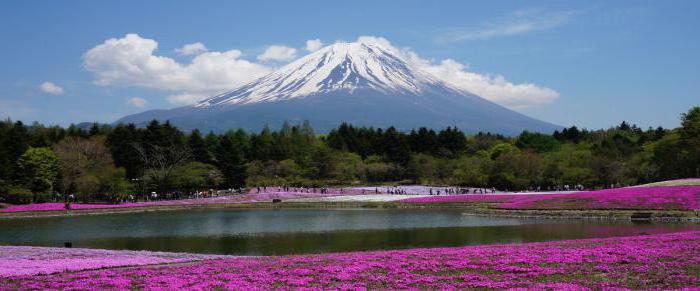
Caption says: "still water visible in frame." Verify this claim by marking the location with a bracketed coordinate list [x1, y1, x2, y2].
[0, 208, 695, 255]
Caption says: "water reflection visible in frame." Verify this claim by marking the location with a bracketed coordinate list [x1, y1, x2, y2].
[0, 208, 696, 255]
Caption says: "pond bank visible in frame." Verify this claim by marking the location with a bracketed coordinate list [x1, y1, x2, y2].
[1, 201, 698, 221]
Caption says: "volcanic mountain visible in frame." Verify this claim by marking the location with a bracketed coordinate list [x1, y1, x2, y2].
[117, 42, 561, 134]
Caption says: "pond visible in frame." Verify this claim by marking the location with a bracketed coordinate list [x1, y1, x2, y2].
[0, 208, 696, 255]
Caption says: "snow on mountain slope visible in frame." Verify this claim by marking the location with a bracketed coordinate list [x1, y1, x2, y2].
[194, 42, 463, 108]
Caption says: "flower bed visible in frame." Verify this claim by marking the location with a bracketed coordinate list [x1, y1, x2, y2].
[402, 186, 700, 210]
[497, 186, 699, 210]
[2, 231, 698, 289]
[0, 189, 365, 213]
[0, 246, 228, 277]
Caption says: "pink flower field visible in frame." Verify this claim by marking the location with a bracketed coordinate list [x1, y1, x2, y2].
[0, 246, 229, 277]
[0, 189, 364, 213]
[403, 186, 700, 210]
[1, 231, 698, 289]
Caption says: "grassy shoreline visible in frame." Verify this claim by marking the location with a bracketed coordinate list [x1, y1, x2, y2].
[1, 201, 698, 221]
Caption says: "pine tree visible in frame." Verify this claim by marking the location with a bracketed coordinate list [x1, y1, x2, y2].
[188, 129, 211, 164]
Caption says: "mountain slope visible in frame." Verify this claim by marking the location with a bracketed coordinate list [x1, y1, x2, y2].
[117, 42, 561, 135]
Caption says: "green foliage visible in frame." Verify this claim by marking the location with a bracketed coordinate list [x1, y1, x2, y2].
[3, 186, 34, 204]
[16, 147, 59, 195]
[216, 130, 248, 188]
[516, 131, 560, 153]
[489, 143, 520, 160]
[99, 168, 132, 202]
[172, 162, 223, 192]
[451, 155, 491, 187]
[332, 152, 365, 183]
[0, 106, 699, 201]
[679, 106, 700, 176]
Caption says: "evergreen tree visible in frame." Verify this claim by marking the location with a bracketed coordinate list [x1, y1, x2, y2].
[216, 131, 247, 188]
[679, 107, 700, 176]
[188, 129, 212, 164]
[106, 124, 143, 178]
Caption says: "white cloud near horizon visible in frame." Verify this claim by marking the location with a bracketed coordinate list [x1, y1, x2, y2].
[305, 39, 323, 52]
[83, 34, 271, 97]
[126, 97, 148, 107]
[257, 45, 297, 62]
[83, 33, 558, 108]
[175, 42, 208, 55]
[39, 82, 64, 95]
[437, 10, 572, 42]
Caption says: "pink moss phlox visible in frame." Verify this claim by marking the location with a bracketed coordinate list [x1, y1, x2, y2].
[402, 186, 700, 210]
[0, 188, 366, 213]
[1, 231, 698, 289]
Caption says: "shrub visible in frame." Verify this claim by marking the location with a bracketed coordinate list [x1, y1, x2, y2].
[4, 187, 34, 204]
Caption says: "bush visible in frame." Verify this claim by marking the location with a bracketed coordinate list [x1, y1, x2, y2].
[33, 192, 53, 203]
[4, 187, 34, 204]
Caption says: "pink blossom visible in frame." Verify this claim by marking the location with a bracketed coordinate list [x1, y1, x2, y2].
[402, 186, 700, 210]
[0, 188, 366, 213]
[1, 231, 698, 289]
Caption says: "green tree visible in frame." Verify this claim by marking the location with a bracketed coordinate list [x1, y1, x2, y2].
[679, 106, 700, 177]
[53, 136, 129, 202]
[17, 147, 59, 198]
[406, 154, 439, 184]
[450, 154, 492, 187]
[332, 152, 365, 183]
[516, 131, 560, 153]
[188, 129, 212, 164]
[0, 121, 29, 183]
[106, 123, 143, 178]
[172, 162, 223, 193]
[216, 130, 248, 188]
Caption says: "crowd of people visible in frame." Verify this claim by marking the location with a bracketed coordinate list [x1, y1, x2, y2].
[249, 184, 593, 196]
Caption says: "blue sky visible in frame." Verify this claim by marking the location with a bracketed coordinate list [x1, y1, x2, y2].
[0, 0, 698, 129]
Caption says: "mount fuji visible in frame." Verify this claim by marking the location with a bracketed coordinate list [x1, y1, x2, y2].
[116, 41, 561, 135]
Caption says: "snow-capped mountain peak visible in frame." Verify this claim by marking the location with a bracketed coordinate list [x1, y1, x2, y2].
[194, 41, 453, 108]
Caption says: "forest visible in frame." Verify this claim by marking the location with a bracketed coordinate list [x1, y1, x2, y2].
[0, 106, 698, 204]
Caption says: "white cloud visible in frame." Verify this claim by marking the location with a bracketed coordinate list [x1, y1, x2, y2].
[175, 42, 208, 55]
[437, 10, 572, 42]
[166, 93, 208, 105]
[305, 39, 323, 52]
[357, 35, 559, 109]
[126, 97, 148, 107]
[257, 45, 297, 62]
[420, 59, 559, 109]
[39, 82, 64, 95]
[83, 34, 272, 96]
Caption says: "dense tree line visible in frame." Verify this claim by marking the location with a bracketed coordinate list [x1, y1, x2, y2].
[0, 107, 698, 204]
